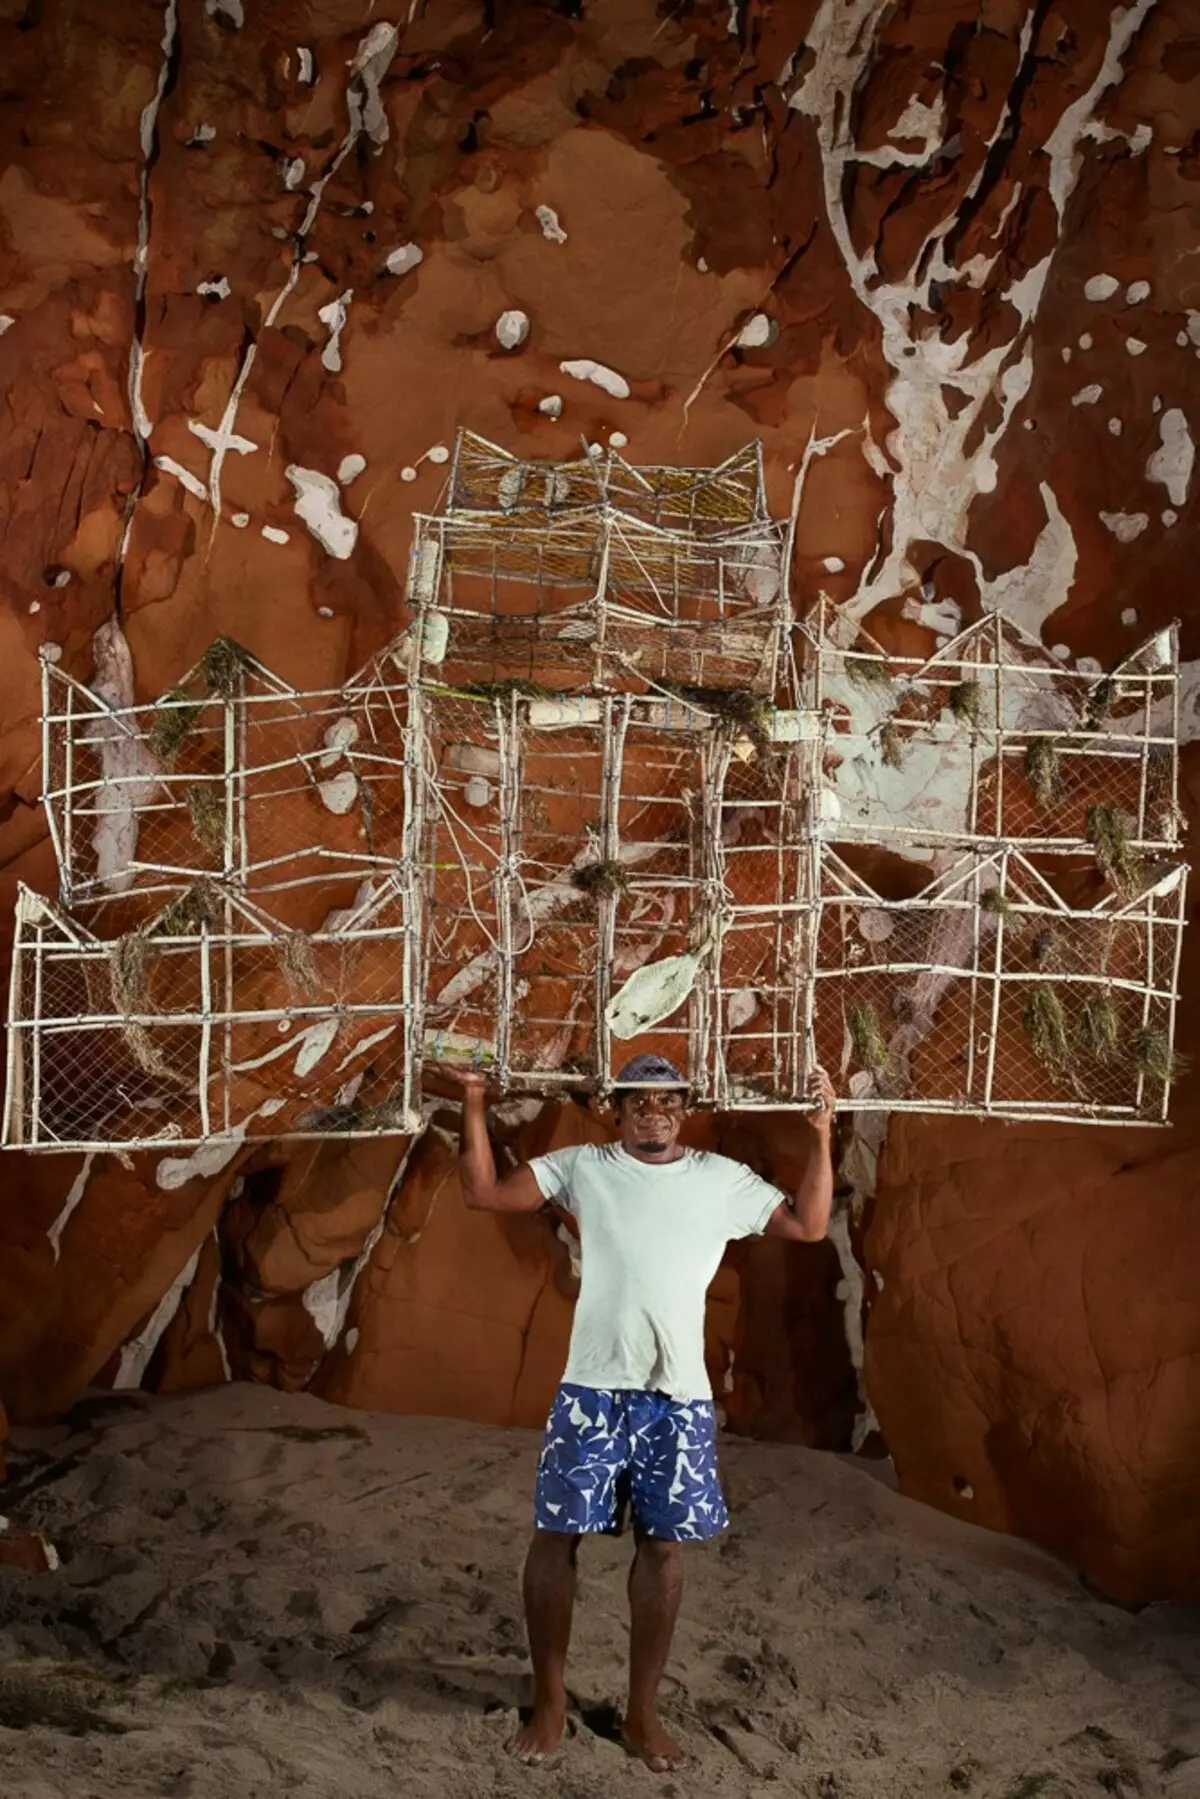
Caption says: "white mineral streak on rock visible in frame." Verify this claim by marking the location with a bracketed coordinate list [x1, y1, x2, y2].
[319, 717, 359, 767]
[1109, 418, 1123, 436]
[1071, 384, 1103, 405]
[826, 1202, 879, 1450]
[338, 453, 366, 483]
[385, 243, 423, 275]
[1146, 408, 1194, 507]
[187, 122, 216, 144]
[538, 394, 563, 418]
[1122, 607, 1139, 626]
[262, 525, 289, 544]
[1079, 332, 1093, 349]
[1188, 312, 1200, 347]
[294, 1017, 341, 1078]
[902, 595, 961, 636]
[1084, 273, 1120, 301]
[207, 1225, 231, 1380]
[47, 1153, 95, 1265]
[536, 204, 567, 243]
[154, 456, 209, 501]
[1100, 510, 1150, 542]
[282, 156, 306, 189]
[791, 0, 1154, 646]
[1126, 336, 1147, 356]
[126, 0, 178, 453]
[197, 26, 398, 537]
[189, 418, 257, 458]
[318, 768, 358, 814]
[0, 315, 14, 334]
[559, 357, 630, 398]
[157, 1127, 249, 1191]
[1163, 509, 1178, 526]
[302, 1268, 343, 1348]
[286, 465, 358, 557]
[196, 277, 230, 299]
[735, 311, 777, 348]
[231, 512, 249, 528]
[113, 1245, 202, 1388]
[495, 309, 529, 350]
[205, 0, 243, 25]
[90, 619, 161, 892]
[823, 555, 846, 572]
[318, 290, 354, 372]
[1126, 279, 1151, 303]
[347, 22, 397, 146]
[297, 47, 315, 83]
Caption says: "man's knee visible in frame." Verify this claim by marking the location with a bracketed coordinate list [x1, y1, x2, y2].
[531, 1528, 581, 1564]
[633, 1531, 683, 1562]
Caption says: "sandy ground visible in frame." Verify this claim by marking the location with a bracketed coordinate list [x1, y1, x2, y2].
[0, 1385, 1196, 1799]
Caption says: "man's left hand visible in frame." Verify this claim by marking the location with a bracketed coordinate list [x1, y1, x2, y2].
[804, 1066, 837, 1135]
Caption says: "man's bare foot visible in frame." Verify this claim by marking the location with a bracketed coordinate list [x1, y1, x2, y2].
[620, 1713, 689, 1772]
[507, 1702, 566, 1765]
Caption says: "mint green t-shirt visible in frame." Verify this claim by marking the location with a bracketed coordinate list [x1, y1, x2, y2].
[528, 1143, 783, 1402]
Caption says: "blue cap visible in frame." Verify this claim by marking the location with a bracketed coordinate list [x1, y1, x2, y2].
[613, 1053, 688, 1087]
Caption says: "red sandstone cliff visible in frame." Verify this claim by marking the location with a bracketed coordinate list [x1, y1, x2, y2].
[0, 0, 1197, 1603]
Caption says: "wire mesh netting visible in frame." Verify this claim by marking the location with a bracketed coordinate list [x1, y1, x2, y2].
[42, 639, 412, 919]
[801, 600, 1182, 853]
[416, 687, 821, 1096]
[4, 880, 420, 1149]
[804, 847, 1187, 1123]
[408, 433, 790, 695]
[6, 436, 1191, 1150]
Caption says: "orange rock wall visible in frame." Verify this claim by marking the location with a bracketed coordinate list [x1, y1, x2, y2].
[1, 0, 1199, 1602]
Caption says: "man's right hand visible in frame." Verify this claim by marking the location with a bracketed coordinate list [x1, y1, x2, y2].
[423, 1061, 493, 1103]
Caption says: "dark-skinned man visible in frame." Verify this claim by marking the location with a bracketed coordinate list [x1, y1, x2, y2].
[447, 1051, 836, 1772]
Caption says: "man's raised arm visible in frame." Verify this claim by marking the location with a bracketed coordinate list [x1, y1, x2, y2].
[763, 1066, 836, 1243]
[443, 1069, 546, 1213]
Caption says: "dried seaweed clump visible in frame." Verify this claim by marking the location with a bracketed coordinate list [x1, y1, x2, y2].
[455, 678, 556, 702]
[108, 931, 156, 1012]
[296, 1095, 412, 1133]
[845, 653, 892, 689]
[848, 1000, 892, 1075]
[1022, 985, 1072, 1074]
[148, 687, 203, 765]
[979, 885, 1012, 915]
[153, 882, 223, 938]
[106, 931, 186, 1085]
[201, 636, 253, 697]
[1133, 1027, 1188, 1085]
[1024, 739, 1063, 810]
[879, 719, 905, 769]
[664, 684, 773, 755]
[277, 931, 320, 998]
[572, 860, 630, 900]
[1086, 804, 1143, 894]
[949, 680, 981, 726]
[1077, 991, 1121, 1063]
[1084, 675, 1116, 730]
[185, 784, 225, 851]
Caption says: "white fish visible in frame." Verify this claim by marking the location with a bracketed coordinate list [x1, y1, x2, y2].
[606, 934, 720, 1038]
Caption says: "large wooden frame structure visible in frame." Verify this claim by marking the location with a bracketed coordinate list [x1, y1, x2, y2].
[3, 436, 1189, 1149]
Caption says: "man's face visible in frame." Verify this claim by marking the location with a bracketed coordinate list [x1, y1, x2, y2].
[616, 1087, 687, 1161]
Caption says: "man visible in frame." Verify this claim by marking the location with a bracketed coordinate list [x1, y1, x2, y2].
[450, 1052, 836, 1772]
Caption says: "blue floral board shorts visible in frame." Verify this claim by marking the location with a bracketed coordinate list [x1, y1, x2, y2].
[534, 1383, 730, 1541]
